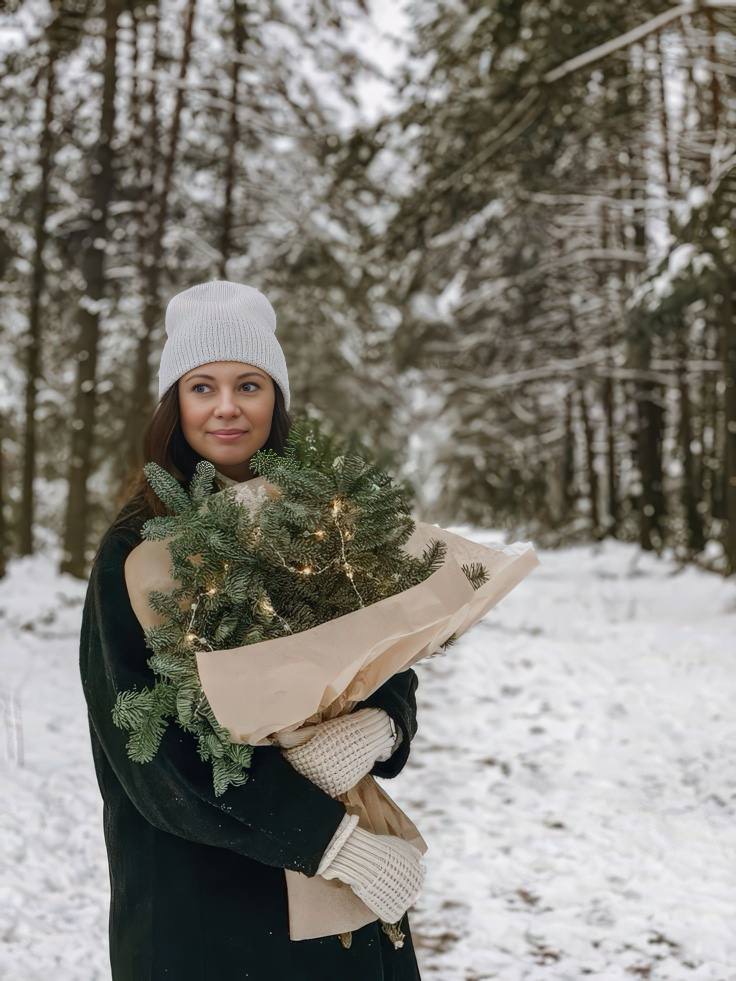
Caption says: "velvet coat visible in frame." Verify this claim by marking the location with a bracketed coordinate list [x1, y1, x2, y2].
[79, 506, 422, 981]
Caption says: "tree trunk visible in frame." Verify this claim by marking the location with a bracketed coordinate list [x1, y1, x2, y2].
[720, 279, 736, 573]
[19, 49, 58, 556]
[597, 191, 619, 536]
[675, 335, 705, 555]
[577, 380, 600, 537]
[627, 331, 666, 552]
[602, 370, 618, 536]
[218, 0, 249, 277]
[60, 0, 124, 578]
[561, 388, 576, 523]
[626, 200, 666, 547]
[116, 3, 161, 489]
[121, 0, 198, 481]
[655, 29, 703, 555]
[704, 320, 722, 521]
[0, 411, 7, 580]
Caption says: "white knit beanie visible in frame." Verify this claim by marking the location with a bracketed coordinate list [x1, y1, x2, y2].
[157, 280, 290, 410]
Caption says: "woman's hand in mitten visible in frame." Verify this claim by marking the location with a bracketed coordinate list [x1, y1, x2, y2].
[281, 707, 401, 798]
[315, 813, 425, 923]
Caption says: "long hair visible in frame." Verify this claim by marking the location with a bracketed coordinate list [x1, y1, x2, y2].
[109, 380, 292, 536]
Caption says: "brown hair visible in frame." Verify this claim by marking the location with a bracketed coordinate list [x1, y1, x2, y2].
[109, 379, 292, 535]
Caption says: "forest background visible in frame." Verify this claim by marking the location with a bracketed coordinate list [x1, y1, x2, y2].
[1, 0, 735, 581]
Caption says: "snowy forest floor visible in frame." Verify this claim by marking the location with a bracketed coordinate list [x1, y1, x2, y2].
[1, 530, 735, 980]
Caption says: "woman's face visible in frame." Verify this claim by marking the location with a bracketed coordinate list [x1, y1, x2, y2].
[178, 361, 276, 481]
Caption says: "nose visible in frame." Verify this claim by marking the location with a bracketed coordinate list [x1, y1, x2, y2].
[213, 390, 243, 419]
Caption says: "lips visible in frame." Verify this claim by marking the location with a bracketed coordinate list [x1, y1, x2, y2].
[208, 429, 249, 441]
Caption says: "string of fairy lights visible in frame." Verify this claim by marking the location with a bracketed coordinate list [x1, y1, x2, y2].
[185, 495, 361, 722]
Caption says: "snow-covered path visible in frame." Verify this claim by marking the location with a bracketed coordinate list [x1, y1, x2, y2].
[1, 533, 735, 980]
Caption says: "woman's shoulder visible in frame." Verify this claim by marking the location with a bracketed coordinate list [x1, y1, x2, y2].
[84, 500, 162, 632]
[88, 531, 142, 609]
[82, 511, 154, 666]
[91, 500, 153, 575]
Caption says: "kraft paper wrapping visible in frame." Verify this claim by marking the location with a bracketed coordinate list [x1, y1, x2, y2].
[123, 475, 540, 940]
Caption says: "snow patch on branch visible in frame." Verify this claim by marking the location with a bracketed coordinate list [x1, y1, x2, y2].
[629, 244, 715, 313]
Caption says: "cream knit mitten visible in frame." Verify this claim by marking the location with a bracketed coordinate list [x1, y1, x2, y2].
[315, 813, 425, 923]
[282, 707, 402, 798]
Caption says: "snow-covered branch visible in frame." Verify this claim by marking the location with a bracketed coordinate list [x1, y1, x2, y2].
[544, 2, 736, 84]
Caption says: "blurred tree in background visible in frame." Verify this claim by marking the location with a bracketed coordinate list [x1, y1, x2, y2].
[1, 0, 735, 577]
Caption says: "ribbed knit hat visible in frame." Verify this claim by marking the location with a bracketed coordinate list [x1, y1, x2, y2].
[157, 280, 290, 410]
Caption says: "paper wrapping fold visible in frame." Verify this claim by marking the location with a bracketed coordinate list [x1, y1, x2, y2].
[123, 476, 540, 940]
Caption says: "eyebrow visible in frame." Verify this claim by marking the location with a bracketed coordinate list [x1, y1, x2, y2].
[185, 371, 265, 381]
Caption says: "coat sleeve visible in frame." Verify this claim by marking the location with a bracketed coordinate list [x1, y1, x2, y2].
[79, 527, 347, 877]
[349, 667, 419, 779]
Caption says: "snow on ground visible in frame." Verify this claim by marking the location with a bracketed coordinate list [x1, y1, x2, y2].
[1, 532, 735, 980]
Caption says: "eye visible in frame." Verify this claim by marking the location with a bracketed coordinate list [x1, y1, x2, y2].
[190, 382, 260, 393]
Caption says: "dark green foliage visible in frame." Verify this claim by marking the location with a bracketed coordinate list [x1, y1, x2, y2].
[113, 417, 487, 795]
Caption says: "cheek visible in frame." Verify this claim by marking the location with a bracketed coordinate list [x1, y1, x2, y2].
[179, 395, 207, 429]
[254, 391, 276, 425]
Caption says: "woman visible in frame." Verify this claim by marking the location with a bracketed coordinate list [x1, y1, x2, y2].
[79, 280, 425, 980]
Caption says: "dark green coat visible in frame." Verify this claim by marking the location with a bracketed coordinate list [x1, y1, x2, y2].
[79, 512, 422, 981]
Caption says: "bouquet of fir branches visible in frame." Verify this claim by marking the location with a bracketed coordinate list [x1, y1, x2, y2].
[113, 419, 488, 794]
